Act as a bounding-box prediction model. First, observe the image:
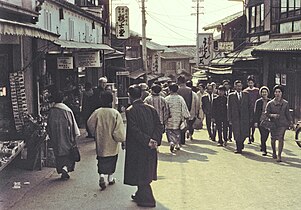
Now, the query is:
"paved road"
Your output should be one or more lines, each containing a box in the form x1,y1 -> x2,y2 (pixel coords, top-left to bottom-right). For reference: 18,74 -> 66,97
4,128 -> 301,210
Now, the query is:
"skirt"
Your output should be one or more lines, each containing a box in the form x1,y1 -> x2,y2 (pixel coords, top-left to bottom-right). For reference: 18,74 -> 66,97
166,129 -> 181,144
270,126 -> 287,141
55,155 -> 75,174
97,155 -> 118,174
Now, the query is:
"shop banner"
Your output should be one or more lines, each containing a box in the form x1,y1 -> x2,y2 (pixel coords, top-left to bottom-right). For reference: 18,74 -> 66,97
115,6 -> 130,39
198,33 -> 213,66
75,51 -> 101,68
57,57 -> 73,69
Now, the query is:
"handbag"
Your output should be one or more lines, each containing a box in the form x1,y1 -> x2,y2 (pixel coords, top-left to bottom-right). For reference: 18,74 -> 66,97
260,116 -> 276,130
70,145 -> 81,162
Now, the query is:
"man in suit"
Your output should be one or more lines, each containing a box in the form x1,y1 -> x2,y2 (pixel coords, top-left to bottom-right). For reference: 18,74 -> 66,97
228,80 -> 251,153
223,79 -> 233,142
124,85 -> 164,208
212,85 -> 228,146
202,83 -> 217,141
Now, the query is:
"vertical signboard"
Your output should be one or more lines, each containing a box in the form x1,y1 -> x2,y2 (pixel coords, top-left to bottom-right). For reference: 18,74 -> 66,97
115,6 -> 130,39
198,33 -> 213,66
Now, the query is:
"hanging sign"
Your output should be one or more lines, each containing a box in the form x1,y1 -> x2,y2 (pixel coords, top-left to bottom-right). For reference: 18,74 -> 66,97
57,57 -> 73,69
198,33 -> 213,66
75,51 -> 100,67
116,6 -> 130,39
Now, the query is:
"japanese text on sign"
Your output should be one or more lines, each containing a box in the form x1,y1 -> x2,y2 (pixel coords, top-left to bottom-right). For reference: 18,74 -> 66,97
57,57 -> 73,69
115,6 -> 129,39
75,51 -> 100,68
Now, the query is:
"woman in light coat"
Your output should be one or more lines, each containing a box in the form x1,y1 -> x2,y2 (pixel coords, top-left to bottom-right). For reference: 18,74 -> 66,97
266,85 -> 293,162
88,91 -> 125,190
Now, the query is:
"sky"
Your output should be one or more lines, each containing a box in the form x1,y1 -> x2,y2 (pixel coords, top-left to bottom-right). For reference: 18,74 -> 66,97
112,0 -> 243,45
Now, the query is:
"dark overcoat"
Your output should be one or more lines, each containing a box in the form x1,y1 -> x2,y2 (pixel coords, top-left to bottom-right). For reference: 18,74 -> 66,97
212,95 -> 227,122
227,91 -> 250,142
124,100 -> 163,186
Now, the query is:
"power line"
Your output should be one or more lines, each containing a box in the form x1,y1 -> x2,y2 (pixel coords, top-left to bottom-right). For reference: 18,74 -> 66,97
146,12 -> 195,41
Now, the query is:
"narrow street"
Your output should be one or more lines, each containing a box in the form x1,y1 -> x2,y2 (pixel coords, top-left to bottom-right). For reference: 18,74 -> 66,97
1,128 -> 301,210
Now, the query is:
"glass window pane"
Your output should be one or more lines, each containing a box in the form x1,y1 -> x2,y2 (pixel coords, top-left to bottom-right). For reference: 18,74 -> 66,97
251,7 -> 255,28
280,22 -> 293,33
294,20 -> 301,32
256,5 -> 261,27
296,0 -> 301,9
261,4 -> 265,26
281,0 -> 287,13
288,0 -> 295,11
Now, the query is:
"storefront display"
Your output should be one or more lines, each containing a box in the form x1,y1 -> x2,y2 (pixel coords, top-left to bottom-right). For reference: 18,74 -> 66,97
0,140 -> 25,171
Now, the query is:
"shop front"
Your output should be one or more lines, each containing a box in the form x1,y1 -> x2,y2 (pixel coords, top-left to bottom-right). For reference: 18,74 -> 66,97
0,20 -> 59,171
253,37 -> 301,122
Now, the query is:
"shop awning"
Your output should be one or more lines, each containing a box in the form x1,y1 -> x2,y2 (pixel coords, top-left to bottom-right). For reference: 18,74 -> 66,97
192,70 -> 208,84
54,39 -> 114,51
211,46 -> 259,66
253,37 -> 301,53
0,18 -> 59,41
147,74 -> 160,81
157,76 -> 171,82
208,66 -> 232,75
128,70 -> 146,79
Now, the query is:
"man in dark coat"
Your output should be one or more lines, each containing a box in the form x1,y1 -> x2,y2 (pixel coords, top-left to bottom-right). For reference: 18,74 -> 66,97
177,75 -> 192,145
228,80 -> 251,153
212,85 -> 228,146
202,83 -> 217,141
124,84 -> 163,208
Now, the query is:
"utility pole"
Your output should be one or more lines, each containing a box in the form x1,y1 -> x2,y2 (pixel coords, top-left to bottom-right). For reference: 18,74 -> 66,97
192,0 -> 204,69
141,0 -> 148,76
196,0 -> 200,68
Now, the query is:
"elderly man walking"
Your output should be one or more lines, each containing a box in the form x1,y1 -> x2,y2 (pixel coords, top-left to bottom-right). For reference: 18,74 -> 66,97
124,85 -> 164,208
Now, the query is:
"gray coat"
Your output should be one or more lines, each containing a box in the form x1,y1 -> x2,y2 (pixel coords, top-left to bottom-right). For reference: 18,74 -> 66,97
228,91 -> 251,141
266,99 -> 293,128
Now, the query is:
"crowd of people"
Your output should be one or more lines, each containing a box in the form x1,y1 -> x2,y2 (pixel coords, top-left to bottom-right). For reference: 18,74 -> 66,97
46,75 -> 294,208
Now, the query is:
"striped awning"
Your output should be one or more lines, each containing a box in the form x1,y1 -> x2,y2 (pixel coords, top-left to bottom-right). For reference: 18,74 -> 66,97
0,18 -> 59,41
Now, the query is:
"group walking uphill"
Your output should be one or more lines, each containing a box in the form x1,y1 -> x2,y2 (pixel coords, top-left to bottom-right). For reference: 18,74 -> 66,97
138,75 -> 294,161
46,74 -> 294,208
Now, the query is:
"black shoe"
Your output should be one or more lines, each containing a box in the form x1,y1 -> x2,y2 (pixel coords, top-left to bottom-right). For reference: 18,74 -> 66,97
272,153 -> 277,159
99,177 -> 106,190
131,194 -> 140,203
217,143 -> 223,147
248,141 -> 252,144
108,178 -> 116,185
228,139 -> 232,142
170,144 -> 175,153
137,202 -> 156,208
61,170 -> 70,180
262,152 -> 267,156
234,150 -> 242,154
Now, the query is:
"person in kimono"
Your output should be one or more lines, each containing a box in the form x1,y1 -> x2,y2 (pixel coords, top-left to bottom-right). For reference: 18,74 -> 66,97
165,83 -> 190,153
47,91 -> 80,180
144,84 -> 170,130
87,91 -> 125,190
124,84 -> 163,208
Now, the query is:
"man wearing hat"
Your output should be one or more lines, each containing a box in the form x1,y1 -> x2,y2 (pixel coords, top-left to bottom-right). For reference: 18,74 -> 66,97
212,85 -> 228,146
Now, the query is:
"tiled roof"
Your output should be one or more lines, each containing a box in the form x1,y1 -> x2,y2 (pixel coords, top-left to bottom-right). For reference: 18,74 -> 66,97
253,37 -> 301,52
145,40 -> 166,51
203,11 -> 243,30
161,51 -> 192,59
166,45 -> 197,62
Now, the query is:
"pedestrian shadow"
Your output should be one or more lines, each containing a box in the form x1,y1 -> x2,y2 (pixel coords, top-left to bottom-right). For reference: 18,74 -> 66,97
243,141 -> 298,157
158,150 -> 209,163
190,138 -> 219,146
239,150 -> 301,170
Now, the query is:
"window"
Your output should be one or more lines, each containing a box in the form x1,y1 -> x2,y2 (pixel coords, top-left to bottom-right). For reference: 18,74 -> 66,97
248,3 -> 264,33
69,18 -> 75,41
85,23 -> 89,42
44,10 -> 52,31
280,22 -> 293,33
294,20 -> 301,31
281,0 -> 301,13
